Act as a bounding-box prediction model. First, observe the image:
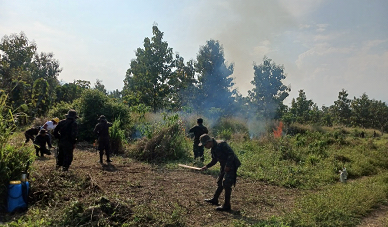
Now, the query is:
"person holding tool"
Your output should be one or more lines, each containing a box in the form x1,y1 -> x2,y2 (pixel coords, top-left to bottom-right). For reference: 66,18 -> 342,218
199,134 -> 241,211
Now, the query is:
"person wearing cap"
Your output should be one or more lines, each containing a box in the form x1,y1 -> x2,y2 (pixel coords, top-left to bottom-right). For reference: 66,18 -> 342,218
188,118 -> 208,161
199,134 -> 241,211
42,117 -> 59,144
33,129 -> 54,157
93,115 -> 113,164
53,109 -> 78,171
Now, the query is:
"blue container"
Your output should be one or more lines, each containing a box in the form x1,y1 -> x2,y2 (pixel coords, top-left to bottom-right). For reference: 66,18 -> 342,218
7,180 -> 29,213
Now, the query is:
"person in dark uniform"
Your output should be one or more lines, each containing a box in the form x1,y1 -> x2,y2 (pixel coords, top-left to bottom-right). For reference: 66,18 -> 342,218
33,129 -> 53,157
200,134 -> 241,211
188,118 -> 208,161
93,115 -> 113,164
53,109 -> 78,171
24,126 -> 41,143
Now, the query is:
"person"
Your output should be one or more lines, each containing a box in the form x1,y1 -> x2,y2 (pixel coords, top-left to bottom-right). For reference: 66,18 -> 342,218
188,118 -> 208,161
53,109 -> 78,171
42,117 -> 59,143
199,134 -> 241,211
33,129 -> 53,157
93,115 -> 113,164
24,126 -> 41,143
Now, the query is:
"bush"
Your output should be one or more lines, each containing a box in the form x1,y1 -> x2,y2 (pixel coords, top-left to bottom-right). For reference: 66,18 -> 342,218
77,89 -> 131,142
212,117 -> 249,139
0,94 -> 34,211
127,114 -> 190,163
109,118 -> 126,154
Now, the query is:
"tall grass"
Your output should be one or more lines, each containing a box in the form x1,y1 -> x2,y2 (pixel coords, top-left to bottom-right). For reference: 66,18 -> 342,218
233,127 -> 388,189
0,94 -> 34,211
127,113 -> 191,163
286,173 -> 388,226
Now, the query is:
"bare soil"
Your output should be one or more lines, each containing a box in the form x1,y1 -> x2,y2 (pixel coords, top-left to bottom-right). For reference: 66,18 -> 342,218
8,143 -> 387,226
28,144 -> 300,226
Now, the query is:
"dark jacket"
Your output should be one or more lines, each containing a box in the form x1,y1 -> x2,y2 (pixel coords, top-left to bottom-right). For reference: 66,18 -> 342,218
93,120 -> 112,140
25,127 -> 40,136
206,139 -> 241,170
53,118 -> 78,144
189,124 -> 208,144
34,134 -> 52,149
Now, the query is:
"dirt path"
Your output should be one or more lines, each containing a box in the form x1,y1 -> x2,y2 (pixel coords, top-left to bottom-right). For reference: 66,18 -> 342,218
32,146 -> 300,226
31,146 -> 388,226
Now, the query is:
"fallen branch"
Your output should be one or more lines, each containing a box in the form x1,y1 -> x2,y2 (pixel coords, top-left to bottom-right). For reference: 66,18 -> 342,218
178,164 -> 202,171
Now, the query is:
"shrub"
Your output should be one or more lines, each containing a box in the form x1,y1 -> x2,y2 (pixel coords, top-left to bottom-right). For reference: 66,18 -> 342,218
127,114 -> 190,163
0,94 -> 34,210
109,118 -> 126,154
212,117 -> 249,139
77,89 -> 131,142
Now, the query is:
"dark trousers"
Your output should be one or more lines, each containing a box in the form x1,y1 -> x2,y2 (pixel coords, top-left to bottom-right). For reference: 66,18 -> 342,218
35,146 -> 50,157
193,143 -> 204,159
213,168 -> 237,206
57,142 -> 74,168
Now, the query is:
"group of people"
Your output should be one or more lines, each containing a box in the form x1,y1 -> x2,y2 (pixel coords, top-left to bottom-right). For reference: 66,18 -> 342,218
25,117 -> 60,157
27,115 -> 241,211
24,110 -> 112,171
189,118 -> 241,211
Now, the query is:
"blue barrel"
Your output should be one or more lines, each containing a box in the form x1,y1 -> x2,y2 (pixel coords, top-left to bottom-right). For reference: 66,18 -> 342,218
7,180 -> 28,213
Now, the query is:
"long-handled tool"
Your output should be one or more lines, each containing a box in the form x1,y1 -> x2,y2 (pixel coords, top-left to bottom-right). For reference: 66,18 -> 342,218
178,164 -> 202,170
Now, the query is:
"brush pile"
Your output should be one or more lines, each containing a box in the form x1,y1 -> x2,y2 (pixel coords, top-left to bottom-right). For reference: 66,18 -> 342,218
128,122 -> 188,163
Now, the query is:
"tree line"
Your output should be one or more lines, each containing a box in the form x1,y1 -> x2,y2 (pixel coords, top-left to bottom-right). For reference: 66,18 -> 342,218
1,26 -> 387,133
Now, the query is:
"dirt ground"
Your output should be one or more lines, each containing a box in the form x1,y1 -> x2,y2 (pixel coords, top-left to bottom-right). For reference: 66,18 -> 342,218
26,144 -> 388,226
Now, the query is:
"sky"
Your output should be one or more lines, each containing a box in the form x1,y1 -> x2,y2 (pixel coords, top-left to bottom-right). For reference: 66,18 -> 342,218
1,0 -> 387,107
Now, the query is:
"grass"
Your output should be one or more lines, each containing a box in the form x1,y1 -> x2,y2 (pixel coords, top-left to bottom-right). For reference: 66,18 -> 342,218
3,117 -> 388,226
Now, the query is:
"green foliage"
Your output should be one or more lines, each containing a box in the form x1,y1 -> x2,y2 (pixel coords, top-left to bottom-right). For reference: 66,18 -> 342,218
287,173 -> 388,226
128,113 -> 190,163
77,89 -> 131,141
235,129 -> 388,189
0,32 -> 61,120
47,101 -> 76,120
194,39 -> 236,115
248,56 -> 290,119
109,118 -> 126,154
212,117 -> 249,140
32,78 -> 50,116
0,94 -> 34,208
123,25 -> 175,112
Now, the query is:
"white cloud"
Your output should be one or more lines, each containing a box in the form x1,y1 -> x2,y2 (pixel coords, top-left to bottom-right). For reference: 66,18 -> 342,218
278,0 -> 324,18
316,24 -> 328,32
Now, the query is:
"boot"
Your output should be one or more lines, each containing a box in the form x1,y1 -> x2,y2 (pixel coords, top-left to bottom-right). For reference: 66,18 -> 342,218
205,186 -> 223,206
216,188 -> 231,211
106,153 -> 112,162
99,153 -> 103,164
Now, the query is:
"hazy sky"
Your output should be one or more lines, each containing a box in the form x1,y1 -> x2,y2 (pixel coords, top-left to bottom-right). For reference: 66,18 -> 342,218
1,0 -> 387,106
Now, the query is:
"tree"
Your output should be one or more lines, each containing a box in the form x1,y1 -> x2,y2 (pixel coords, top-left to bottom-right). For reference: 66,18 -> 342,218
31,78 -> 50,116
331,89 -> 352,126
248,57 -> 290,119
31,52 -> 61,104
123,25 -> 174,112
194,40 -> 236,115
169,56 -> 197,110
0,32 -> 61,119
369,100 -> 388,132
55,80 -> 90,104
351,93 -> 371,128
289,90 -> 314,123
0,33 -> 36,110
94,79 -> 107,95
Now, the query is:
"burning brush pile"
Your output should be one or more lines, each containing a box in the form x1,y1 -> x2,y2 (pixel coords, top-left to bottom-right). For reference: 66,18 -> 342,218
128,120 -> 189,163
